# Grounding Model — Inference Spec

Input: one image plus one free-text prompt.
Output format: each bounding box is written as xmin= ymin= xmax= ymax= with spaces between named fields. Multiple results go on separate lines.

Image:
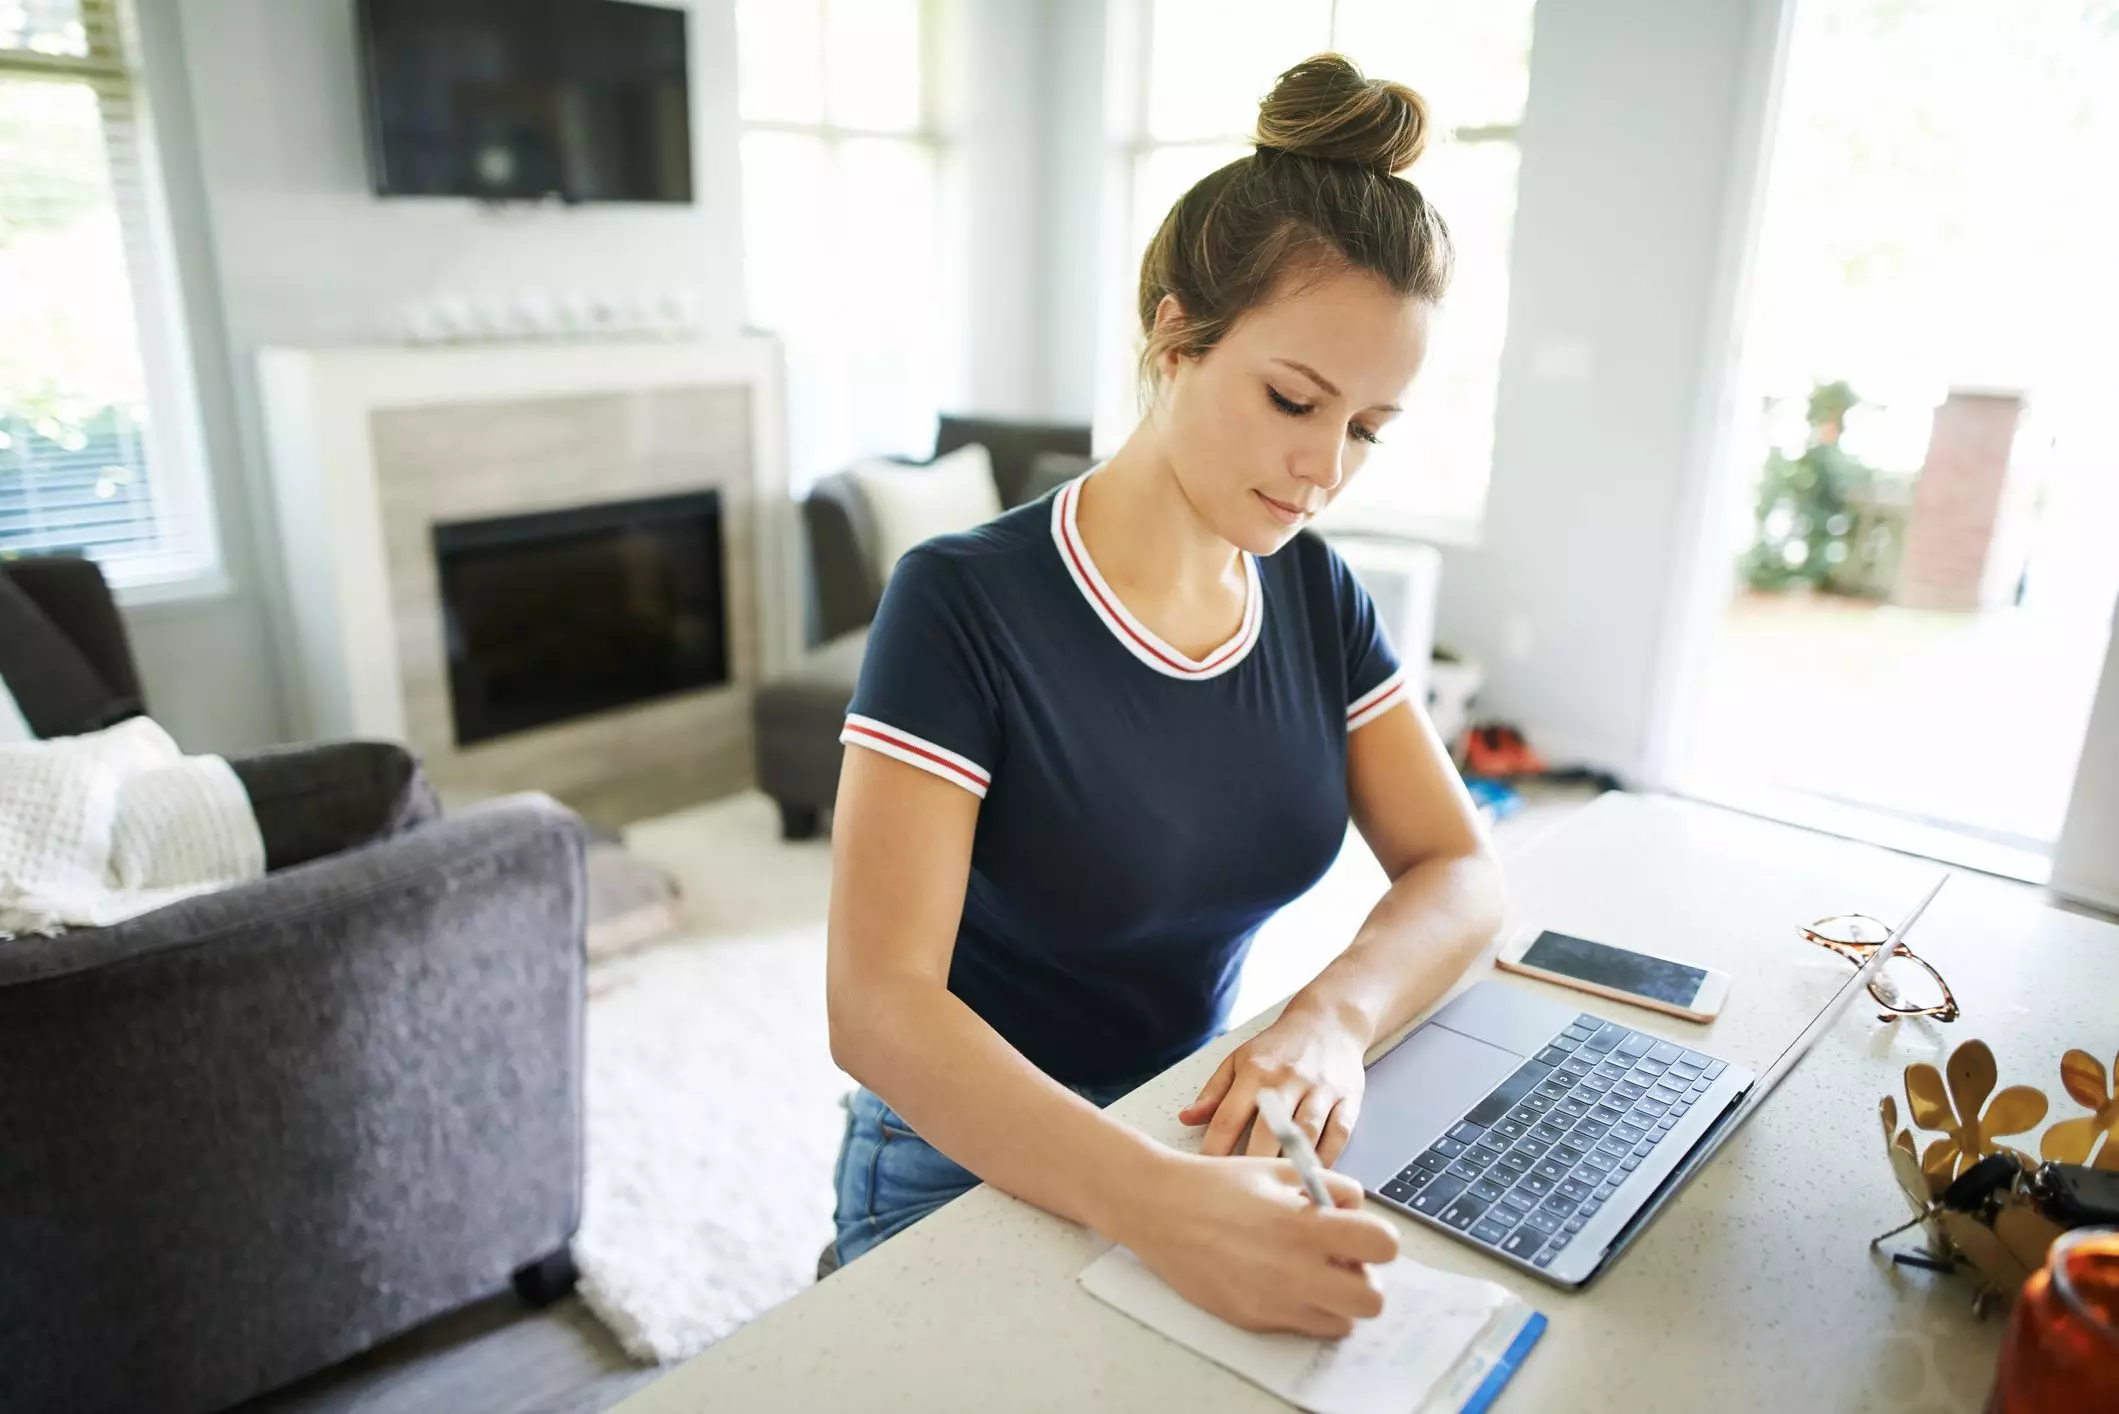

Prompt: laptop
xmin=1336 ymin=875 xmax=1948 ymax=1288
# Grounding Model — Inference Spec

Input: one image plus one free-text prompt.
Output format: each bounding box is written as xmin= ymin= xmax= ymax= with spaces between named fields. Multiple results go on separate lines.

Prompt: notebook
xmin=1079 ymin=1246 xmax=1545 ymax=1414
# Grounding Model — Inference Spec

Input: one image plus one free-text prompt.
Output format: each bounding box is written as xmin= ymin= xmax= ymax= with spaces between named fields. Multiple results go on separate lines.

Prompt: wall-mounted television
xmin=356 ymin=0 xmax=692 ymax=204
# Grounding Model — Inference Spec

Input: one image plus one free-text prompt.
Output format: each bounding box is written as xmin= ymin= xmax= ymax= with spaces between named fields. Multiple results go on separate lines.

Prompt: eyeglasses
xmin=1801 ymin=913 xmax=1960 ymax=1022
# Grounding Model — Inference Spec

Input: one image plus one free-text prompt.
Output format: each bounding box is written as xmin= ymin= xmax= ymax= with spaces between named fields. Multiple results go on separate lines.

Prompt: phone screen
xmin=1520 ymin=931 xmax=1706 ymax=1006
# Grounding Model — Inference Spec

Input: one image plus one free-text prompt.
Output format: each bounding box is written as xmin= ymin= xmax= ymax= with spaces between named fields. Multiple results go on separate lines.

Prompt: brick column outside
xmin=1894 ymin=390 xmax=2025 ymax=613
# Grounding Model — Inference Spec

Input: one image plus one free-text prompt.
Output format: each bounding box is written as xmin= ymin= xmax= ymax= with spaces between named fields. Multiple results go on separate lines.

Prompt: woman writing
xmin=826 ymin=53 xmax=1506 ymax=1339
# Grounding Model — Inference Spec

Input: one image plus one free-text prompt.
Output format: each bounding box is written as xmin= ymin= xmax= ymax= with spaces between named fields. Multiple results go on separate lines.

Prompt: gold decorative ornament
xmin=2039 ymin=1048 xmax=2119 ymax=1169
xmin=1901 ymin=1040 xmax=2046 ymax=1182
xmin=1873 ymin=1037 xmax=2111 ymax=1311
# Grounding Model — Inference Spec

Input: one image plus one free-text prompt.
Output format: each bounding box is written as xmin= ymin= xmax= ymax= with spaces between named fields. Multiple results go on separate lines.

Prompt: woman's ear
xmin=1153 ymin=294 xmax=1188 ymax=382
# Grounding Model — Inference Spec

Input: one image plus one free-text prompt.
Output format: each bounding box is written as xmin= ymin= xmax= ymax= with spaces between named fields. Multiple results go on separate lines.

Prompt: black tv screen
xmin=357 ymin=0 xmax=692 ymax=203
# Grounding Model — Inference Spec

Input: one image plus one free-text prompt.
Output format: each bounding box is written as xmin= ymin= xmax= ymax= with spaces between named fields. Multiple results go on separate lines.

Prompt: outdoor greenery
xmin=1743 ymin=381 xmax=1881 ymax=594
xmin=1738 ymin=0 xmax=2119 ymax=612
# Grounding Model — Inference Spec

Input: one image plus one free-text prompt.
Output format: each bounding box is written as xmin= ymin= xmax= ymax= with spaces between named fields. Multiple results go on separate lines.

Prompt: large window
xmin=735 ymin=0 xmax=948 ymax=493
xmin=0 ymin=0 xmax=214 ymax=595
xmin=1098 ymin=0 xmax=1537 ymax=540
xmin=1676 ymin=0 xmax=2119 ymax=853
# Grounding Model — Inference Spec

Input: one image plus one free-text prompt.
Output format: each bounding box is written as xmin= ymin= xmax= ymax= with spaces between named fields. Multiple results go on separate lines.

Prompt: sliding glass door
xmin=1667 ymin=0 xmax=2119 ymax=884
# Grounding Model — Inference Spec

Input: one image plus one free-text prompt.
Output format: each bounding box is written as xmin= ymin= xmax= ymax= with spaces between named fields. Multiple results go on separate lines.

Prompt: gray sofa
xmin=755 ymin=416 xmax=1092 ymax=838
xmin=0 ymin=556 xmax=587 ymax=1414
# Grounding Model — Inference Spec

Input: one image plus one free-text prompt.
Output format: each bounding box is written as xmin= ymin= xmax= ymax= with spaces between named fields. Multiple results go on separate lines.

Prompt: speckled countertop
xmin=614 ymin=793 xmax=2119 ymax=1414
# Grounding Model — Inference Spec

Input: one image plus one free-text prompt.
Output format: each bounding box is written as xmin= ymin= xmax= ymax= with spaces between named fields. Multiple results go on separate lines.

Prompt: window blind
xmin=1 ymin=0 xmax=218 ymax=591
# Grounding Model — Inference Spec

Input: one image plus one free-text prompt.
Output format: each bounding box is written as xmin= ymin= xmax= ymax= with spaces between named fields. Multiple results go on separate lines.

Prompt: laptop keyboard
xmin=1378 ymin=1013 xmax=1729 ymax=1270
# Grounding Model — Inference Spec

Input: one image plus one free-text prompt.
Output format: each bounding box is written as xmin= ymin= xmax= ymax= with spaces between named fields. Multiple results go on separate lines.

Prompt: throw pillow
xmin=848 ymin=443 xmax=1004 ymax=582
xmin=0 ymin=567 xmax=133 ymax=739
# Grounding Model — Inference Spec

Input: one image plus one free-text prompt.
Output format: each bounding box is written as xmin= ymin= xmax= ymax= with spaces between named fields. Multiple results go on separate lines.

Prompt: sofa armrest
xmin=3 ymin=553 xmax=143 ymax=704
xmin=0 ymin=795 xmax=586 ymax=1414
xmin=803 ymin=472 xmax=885 ymax=644
xmin=227 ymin=739 xmax=441 ymax=872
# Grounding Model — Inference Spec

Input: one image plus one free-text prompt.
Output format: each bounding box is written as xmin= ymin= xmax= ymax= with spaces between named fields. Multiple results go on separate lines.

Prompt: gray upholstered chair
xmin=753 ymin=418 xmax=1092 ymax=839
xmin=0 ymin=556 xmax=587 ymax=1414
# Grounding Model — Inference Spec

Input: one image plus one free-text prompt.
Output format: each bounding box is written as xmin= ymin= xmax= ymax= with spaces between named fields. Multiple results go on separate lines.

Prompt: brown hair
xmin=1137 ymin=53 xmax=1454 ymax=391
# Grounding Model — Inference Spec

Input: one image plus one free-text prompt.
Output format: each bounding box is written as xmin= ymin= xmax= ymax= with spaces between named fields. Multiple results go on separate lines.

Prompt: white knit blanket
xmin=0 ymin=717 xmax=265 ymax=936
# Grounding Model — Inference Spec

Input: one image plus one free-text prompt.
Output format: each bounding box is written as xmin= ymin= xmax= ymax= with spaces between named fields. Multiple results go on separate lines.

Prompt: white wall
xmin=127 ymin=0 xmax=748 ymax=751
xmin=2053 ymin=623 xmax=2119 ymax=913
xmin=1430 ymin=0 xmax=1789 ymax=779
xmin=1031 ymin=0 xmax=1107 ymax=422
xmin=926 ymin=0 xmax=1103 ymax=425
xmin=940 ymin=0 xmax=1044 ymax=421
xmin=123 ymin=0 xmax=285 ymax=754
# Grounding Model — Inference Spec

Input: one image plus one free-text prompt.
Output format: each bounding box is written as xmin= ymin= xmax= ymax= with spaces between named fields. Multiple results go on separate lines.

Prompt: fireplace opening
xmin=432 ymin=490 xmax=729 ymax=746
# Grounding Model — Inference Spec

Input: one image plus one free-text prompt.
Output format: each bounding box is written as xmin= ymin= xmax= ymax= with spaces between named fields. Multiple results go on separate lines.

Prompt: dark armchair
xmin=0 ymin=556 xmax=587 ymax=1414
xmin=757 ymin=417 xmax=1092 ymax=837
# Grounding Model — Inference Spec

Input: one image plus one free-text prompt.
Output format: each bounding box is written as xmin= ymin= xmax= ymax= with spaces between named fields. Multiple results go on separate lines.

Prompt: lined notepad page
xmin=1080 ymin=1247 xmax=1510 ymax=1414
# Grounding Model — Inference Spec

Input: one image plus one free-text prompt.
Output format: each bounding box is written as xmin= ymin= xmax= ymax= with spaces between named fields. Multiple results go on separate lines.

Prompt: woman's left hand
xmin=1179 ymin=1002 xmax=1371 ymax=1165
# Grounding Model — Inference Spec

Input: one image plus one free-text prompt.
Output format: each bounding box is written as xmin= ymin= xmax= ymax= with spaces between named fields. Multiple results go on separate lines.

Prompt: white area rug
xmin=573 ymin=792 xmax=851 ymax=1365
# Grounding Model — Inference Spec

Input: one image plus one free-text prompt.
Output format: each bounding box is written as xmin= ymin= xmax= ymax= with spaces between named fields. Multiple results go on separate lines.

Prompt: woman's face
xmin=1154 ymin=262 xmax=1430 ymax=556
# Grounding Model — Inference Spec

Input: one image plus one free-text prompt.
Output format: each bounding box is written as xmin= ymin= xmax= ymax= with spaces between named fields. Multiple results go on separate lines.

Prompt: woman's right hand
xmin=1111 ymin=1151 xmax=1401 ymax=1339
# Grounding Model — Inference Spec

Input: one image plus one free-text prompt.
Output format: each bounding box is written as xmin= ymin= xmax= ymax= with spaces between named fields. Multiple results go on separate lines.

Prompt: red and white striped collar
xmin=1050 ymin=472 xmax=1263 ymax=682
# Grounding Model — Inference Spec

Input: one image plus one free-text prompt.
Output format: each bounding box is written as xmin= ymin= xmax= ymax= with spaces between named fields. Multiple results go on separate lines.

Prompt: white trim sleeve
xmin=840 ymin=714 xmax=992 ymax=799
xmin=1347 ymin=668 xmax=1412 ymax=732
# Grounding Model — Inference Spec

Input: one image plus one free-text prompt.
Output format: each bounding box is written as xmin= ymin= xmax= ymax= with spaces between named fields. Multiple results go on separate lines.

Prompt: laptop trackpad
xmin=1335 ymin=1025 xmax=1526 ymax=1191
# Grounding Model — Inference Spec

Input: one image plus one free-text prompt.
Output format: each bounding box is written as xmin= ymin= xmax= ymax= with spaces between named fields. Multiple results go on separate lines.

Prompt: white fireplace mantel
xmin=256 ymin=338 xmax=791 ymax=765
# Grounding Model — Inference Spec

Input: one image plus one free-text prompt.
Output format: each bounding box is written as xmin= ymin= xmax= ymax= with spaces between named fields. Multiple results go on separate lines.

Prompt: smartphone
xmin=1495 ymin=928 xmax=1730 ymax=1023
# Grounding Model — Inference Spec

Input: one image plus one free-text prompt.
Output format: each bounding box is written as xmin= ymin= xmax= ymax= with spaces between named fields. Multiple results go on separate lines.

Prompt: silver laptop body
xmin=1336 ymin=876 xmax=1946 ymax=1288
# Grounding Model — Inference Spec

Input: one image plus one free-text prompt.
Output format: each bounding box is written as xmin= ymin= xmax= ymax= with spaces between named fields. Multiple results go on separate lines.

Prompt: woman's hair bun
xmin=1255 ymin=53 xmax=1431 ymax=176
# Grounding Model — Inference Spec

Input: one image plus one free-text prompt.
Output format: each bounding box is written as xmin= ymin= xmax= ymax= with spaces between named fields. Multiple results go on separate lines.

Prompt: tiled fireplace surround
xmin=259 ymin=340 xmax=791 ymax=813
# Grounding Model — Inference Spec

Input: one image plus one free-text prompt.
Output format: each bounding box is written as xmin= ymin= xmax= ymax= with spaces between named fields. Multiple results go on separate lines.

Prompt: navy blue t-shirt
xmin=840 ymin=474 xmax=1410 ymax=1088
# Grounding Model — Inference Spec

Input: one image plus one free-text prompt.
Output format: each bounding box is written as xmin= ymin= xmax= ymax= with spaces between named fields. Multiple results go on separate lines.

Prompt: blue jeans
xmin=831 ymin=1073 xmax=1150 ymax=1266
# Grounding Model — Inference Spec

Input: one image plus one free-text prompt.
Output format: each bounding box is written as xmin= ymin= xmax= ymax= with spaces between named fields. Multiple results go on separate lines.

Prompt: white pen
xmin=1254 ymin=1089 xmax=1335 ymax=1207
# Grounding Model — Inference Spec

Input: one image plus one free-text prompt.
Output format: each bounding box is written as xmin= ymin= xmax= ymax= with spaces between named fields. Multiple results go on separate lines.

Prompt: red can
xmin=1988 ymin=1225 xmax=2119 ymax=1413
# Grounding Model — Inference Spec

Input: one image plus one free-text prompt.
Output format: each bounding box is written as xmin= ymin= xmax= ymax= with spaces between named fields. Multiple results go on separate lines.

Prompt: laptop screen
xmin=1724 ymin=872 xmax=1948 ymax=1130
